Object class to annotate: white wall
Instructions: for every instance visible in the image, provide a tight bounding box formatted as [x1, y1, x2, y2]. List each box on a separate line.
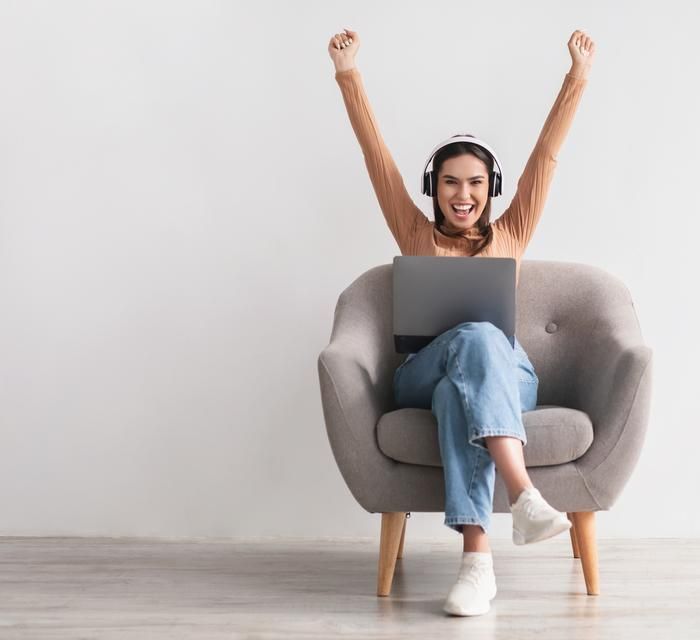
[0, 0, 697, 540]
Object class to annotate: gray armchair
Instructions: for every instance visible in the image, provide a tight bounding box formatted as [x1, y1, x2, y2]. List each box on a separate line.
[317, 260, 653, 597]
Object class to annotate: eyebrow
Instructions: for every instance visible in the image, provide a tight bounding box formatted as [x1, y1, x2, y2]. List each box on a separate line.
[442, 174, 487, 180]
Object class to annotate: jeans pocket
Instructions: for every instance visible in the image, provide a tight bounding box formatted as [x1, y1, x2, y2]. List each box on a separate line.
[517, 358, 538, 384]
[513, 343, 538, 384]
[519, 376, 539, 412]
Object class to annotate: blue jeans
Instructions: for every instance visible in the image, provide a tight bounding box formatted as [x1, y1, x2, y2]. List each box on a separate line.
[392, 321, 539, 534]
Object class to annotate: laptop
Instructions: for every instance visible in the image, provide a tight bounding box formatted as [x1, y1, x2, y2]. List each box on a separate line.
[393, 255, 516, 353]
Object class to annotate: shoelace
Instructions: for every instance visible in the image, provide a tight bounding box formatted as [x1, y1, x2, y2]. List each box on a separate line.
[521, 498, 540, 519]
[518, 492, 549, 520]
[457, 563, 493, 587]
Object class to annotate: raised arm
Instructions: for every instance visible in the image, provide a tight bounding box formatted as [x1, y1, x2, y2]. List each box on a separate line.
[328, 29, 430, 254]
[493, 30, 596, 254]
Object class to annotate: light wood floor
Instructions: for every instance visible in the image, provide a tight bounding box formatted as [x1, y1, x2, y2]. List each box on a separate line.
[1, 537, 698, 639]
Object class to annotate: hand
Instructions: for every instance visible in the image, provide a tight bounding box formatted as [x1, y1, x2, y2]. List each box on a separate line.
[328, 28, 360, 73]
[567, 30, 596, 78]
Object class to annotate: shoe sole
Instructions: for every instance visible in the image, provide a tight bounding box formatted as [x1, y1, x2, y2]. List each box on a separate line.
[443, 584, 497, 616]
[513, 516, 572, 545]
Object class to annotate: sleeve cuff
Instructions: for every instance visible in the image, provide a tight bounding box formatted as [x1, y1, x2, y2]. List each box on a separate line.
[335, 68, 358, 80]
[565, 71, 589, 83]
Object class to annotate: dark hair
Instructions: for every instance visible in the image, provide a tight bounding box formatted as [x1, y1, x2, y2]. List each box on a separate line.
[432, 142, 495, 255]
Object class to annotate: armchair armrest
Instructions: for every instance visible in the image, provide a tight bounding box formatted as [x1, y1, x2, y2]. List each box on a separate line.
[317, 283, 402, 509]
[572, 305, 654, 509]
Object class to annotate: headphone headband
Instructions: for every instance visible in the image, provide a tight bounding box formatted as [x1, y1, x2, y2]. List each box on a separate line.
[421, 133, 503, 198]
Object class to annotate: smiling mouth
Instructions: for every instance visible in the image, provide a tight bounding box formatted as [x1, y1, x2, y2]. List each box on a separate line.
[452, 204, 475, 218]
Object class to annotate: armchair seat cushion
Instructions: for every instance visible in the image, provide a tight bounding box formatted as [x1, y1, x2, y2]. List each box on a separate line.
[376, 405, 594, 468]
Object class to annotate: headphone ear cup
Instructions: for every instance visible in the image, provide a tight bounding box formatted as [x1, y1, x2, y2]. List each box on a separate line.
[422, 171, 431, 196]
[424, 171, 437, 197]
[490, 170, 501, 197]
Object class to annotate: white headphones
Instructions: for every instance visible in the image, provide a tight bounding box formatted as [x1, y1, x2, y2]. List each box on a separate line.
[421, 134, 503, 198]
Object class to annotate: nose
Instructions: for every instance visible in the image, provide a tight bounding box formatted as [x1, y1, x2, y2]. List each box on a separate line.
[459, 183, 473, 199]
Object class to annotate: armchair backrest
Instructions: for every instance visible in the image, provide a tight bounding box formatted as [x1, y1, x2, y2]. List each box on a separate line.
[328, 260, 643, 410]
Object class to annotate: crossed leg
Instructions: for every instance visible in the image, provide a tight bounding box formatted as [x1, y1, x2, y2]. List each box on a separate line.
[462, 436, 534, 552]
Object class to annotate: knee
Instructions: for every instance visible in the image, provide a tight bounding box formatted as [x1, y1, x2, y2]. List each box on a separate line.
[449, 321, 501, 349]
[453, 320, 499, 334]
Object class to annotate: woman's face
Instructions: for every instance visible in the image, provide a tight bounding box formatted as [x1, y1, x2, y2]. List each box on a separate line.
[436, 153, 490, 233]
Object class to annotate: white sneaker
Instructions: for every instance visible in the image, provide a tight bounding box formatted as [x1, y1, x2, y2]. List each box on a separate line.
[510, 487, 572, 545]
[443, 554, 497, 616]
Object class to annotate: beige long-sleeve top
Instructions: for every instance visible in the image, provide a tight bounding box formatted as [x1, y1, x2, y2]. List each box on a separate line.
[335, 68, 588, 287]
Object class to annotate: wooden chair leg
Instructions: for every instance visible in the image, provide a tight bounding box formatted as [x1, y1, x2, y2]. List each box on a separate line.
[567, 512, 580, 558]
[396, 515, 407, 560]
[570, 511, 599, 595]
[377, 512, 406, 597]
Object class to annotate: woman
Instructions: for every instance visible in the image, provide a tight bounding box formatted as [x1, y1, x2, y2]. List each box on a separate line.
[328, 28, 595, 616]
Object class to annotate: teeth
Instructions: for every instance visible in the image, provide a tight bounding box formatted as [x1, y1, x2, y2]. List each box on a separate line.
[453, 205, 473, 213]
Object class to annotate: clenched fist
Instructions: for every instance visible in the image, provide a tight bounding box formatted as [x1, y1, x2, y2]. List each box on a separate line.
[568, 30, 596, 78]
[328, 28, 360, 73]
